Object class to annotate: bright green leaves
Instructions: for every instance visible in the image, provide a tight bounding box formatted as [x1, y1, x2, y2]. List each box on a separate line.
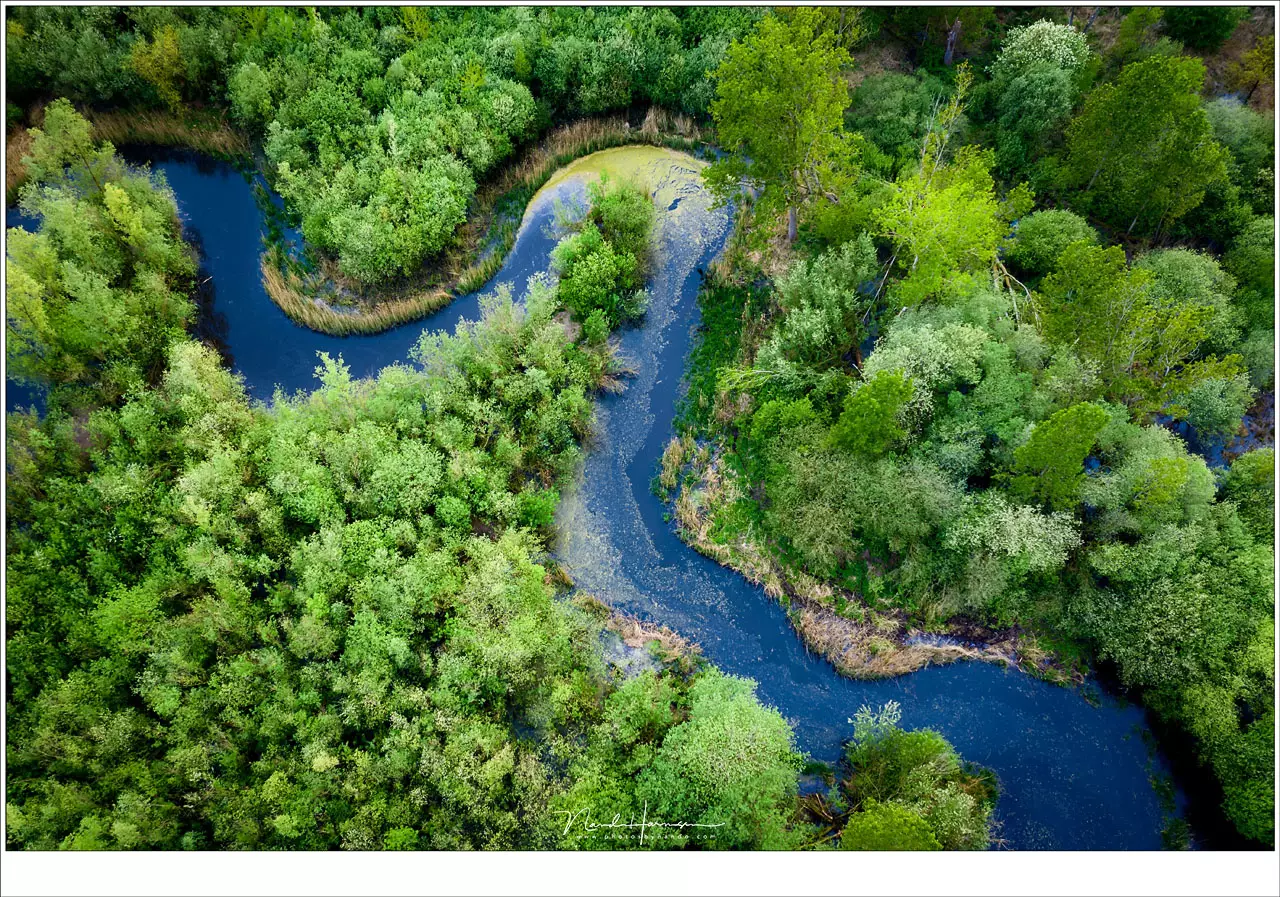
[705, 8, 853, 240]
[876, 146, 1030, 305]
[839, 703, 995, 850]
[634, 672, 802, 849]
[551, 176, 653, 327]
[1007, 401, 1108, 511]
[831, 370, 913, 459]
[1036, 242, 1244, 415]
[841, 800, 941, 850]
[7, 102, 195, 404]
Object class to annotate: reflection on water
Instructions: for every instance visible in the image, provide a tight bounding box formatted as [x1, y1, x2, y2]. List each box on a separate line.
[4, 147, 1185, 849]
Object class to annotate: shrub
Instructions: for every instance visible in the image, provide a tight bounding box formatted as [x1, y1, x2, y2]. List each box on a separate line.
[1005, 209, 1097, 275]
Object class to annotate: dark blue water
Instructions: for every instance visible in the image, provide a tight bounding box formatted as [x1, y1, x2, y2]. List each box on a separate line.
[5, 151, 1187, 850]
[129, 149, 568, 402]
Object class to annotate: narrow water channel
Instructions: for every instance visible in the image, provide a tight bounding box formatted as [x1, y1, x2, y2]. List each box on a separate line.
[5, 147, 1187, 849]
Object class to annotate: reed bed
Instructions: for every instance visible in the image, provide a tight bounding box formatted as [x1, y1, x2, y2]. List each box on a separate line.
[264, 108, 706, 336]
[261, 249, 454, 336]
[89, 108, 251, 159]
[6, 125, 33, 204]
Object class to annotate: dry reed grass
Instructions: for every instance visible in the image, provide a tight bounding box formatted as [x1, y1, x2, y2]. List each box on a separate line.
[6, 125, 33, 204]
[89, 108, 251, 158]
[261, 250, 455, 336]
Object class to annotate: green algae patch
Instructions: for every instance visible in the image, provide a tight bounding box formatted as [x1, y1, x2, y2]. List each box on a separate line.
[528, 144, 705, 217]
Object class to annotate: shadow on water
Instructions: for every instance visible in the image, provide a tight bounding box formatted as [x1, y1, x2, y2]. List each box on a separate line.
[4, 148, 1199, 850]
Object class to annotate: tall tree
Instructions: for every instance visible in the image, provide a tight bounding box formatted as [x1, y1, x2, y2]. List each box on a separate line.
[1063, 55, 1228, 236]
[1007, 401, 1109, 511]
[705, 10, 855, 242]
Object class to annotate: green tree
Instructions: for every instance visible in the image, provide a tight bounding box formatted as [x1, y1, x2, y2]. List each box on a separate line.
[1161, 6, 1246, 51]
[1063, 55, 1229, 236]
[1036, 243, 1239, 411]
[7, 101, 194, 403]
[705, 10, 853, 242]
[1007, 402, 1109, 511]
[635, 672, 802, 849]
[831, 370, 914, 458]
[1005, 209, 1096, 275]
[128, 25, 186, 112]
[1230, 34, 1275, 102]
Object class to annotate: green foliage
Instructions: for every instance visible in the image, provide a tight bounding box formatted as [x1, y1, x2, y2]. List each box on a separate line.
[550, 176, 654, 326]
[1036, 243, 1242, 413]
[838, 703, 994, 851]
[1205, 98, 1275, 216]
[994, 62, 1076, 175]
[547, 176, 650, 327]
[1172, 374, 1254, 438]
[845, 71, 948, 176]
[831, 371, 914, 458]
[1222, 449, 1275, 544]
[1004, 209, 1096, 276]
[6, 101, 195, 406]
[841, 801, 940, 850]
[1160, 6, 1246, 51]
[989, 20, 1091, 86]
[634, 672, 803, 848]
[1225, 216, 1275, 335]
[684, 9, 1274, 846]
[1133, 248, 1241, 355]
[1063, 55, 1228, 237]
[1008, 402, 1108, 511]
[705, 9, 853, 239]
[878, 132, 1032, 304]
[754, 235, 878, 390]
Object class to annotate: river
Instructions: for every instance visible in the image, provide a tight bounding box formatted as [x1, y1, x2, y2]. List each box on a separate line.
[5, 146, 1192, 849]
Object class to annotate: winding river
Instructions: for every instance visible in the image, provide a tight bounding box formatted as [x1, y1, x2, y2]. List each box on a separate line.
[6, 146, 1193, 849]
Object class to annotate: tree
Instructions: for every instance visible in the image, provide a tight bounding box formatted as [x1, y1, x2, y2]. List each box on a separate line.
[1036, 243, 1239, 411]
[1063, 55, 1229, 236]
[989, 19, 1091, 86]
[1223, 448, 1275, 543]
[1007, 402, 1109, 511]
[635, 672, 802, 848]
[831, 370, 914, 458]
[1161, 6, 1246, 51]
[706, 10, 853, 242]
[7, 101, 194, 402]
[994, 61, 1076, 173]
[1230, 34, 1275, 103]
[876, 142, 1032, 305]
[1005, 209, 1097, 275]
[752, 234, 878, 386]
[128, 24, 186, 112]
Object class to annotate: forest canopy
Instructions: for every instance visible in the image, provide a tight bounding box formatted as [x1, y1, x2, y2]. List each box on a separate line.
[4, 4, 1276, 852]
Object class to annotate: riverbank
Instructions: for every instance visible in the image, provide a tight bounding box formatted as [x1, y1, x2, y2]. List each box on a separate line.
[661, 434, 1085, 687]
[6, 105, 250, 204]
[260, 108, 708, 336]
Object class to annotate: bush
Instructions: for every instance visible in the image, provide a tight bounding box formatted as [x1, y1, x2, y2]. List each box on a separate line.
[841, 801, 941, 850]
[1004, 209, 1097, 275]
[1173, 373, 1254, 437]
